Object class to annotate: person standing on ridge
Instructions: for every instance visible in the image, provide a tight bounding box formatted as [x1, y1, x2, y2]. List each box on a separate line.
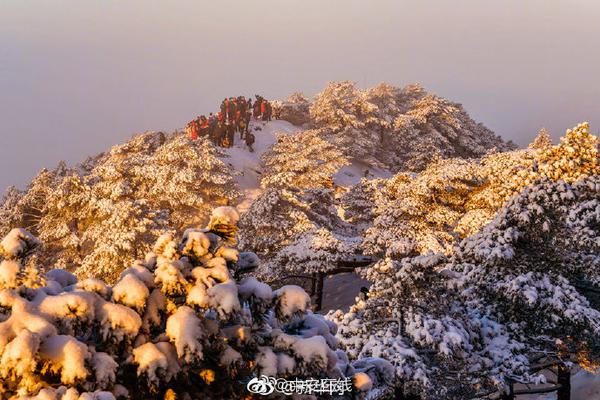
[214, 120, 225, 146]
[207, 112, 216, 140]
[235, 109, 242, 133]
[260, 99, 266, 120]
[253, 97, 261, 119]
[245, 130, 255, 152]
[238, 118, 247, 140]
[228, 98, 235, 123]
[220, 99, 227, 120]
[244, 107, 252, 134]
[187, 118, 199, 140]
[199, 115, 209, 137]
[223, 121, 235, 147]
[264, 101, 272, 122]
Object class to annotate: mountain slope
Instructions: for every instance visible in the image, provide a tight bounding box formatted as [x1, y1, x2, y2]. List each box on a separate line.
[0, 81, 518, 283]
[219, 120, 301, 212]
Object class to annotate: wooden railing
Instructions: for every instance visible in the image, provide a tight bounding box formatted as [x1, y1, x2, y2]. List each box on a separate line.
[502, 360, 571, 400]
[471, 358, 573, 400]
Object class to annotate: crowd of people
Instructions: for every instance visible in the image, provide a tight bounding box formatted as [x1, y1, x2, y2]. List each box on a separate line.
[186, 95, 273, 152]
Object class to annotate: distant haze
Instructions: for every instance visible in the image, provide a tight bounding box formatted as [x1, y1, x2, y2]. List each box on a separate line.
[1, 0, 599, 192]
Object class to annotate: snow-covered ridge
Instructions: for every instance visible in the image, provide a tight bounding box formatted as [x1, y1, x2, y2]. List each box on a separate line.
[0, 81, 514, 283]
[218, 119, 390, 212]
[219, 120, 301, 212]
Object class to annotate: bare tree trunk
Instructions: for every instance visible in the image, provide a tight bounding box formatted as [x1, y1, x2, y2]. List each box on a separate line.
[310, 272, 317, 296]
[557, 363, 571, 400]
[501, 380, 514, 400]
[315, 272, 324, 311]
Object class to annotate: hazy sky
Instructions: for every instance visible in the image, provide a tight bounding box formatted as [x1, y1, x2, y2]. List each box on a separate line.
[1, 0, 599, 192]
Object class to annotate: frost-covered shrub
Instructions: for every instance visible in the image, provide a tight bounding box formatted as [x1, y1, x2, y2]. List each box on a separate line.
[0, 207, 386, 399]
[238, 187, 344, 259]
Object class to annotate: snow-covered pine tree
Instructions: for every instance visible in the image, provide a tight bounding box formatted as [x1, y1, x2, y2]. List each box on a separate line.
[89, 133, 239, 229]
[535, 121, 598, 182]
[34, 174, 95, 270]
[340, 177, 385, 228]
[311, 81, 380, 133]
[0, 207, 392, 399]
[308, 81, 514, 172]
[449, 176, 600, 366]
[141, 135, 239, 227]
[470, 148, 536, 210]
[331, 175, 600, 399]
[364, 83, 403, 129]
[260, 129, 349, 190]
[0, 132, 240, 282]
[33, 174, 167, 282]
[395, 83, 428, 105]
[474, 122, 599, 210]
[265, 228, 356, 281]
[310, 81, 384, 166]
[329, 254, 533, 399]
[0, 163, 71, 238]
[74, 199, 167, 282]
[85, 130, 168, 201]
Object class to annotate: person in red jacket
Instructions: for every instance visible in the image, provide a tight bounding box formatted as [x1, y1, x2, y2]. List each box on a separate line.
[260, 100, 266, 118]
[264, 101, 272, 122]
[199, 115, 209, 137]
[187, 119, 199, 140]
